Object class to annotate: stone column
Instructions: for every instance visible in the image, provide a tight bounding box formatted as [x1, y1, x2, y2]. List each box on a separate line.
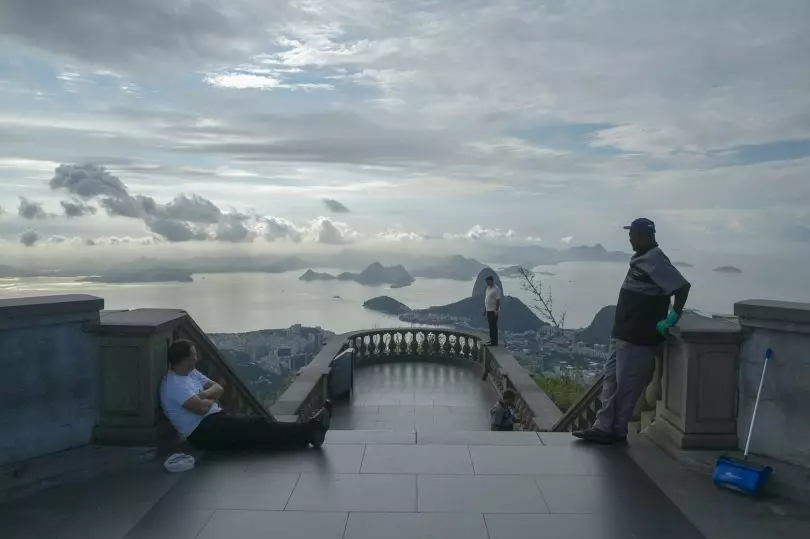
[93, 309, 187, 445]
[648, 313, 742, 450]
[734, 300, 810, 468]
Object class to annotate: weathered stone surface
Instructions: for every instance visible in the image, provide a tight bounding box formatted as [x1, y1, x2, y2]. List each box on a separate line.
[735, 299, 810, 468]
[0, 295, 104, 465]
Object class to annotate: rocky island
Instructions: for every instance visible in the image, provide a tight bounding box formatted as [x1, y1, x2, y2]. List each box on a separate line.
[713, 265, 743, 274]
[299, 269, 336, 281]
[299, 262, 415, 288]
[362, 296, 412, 315]
[674, 261, 694, 268]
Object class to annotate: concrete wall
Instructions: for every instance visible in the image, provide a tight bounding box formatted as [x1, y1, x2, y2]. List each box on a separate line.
[0, 295, 104, 466]
[735, 300, 810, 468]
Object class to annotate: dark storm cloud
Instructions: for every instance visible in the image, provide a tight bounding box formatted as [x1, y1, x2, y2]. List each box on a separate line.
[0, 0, 257, 68]
[20, 229, 40, 246]
[50, 163, 130, 199]
[324, 199, 350, 213]
[18, 197, 47, 220]
[61, 199, 97, 218]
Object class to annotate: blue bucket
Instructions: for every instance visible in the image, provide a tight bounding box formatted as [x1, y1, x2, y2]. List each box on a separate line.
[712, 456, 772, 496]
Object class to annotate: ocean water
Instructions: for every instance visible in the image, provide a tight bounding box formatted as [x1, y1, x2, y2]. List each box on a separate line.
[2, 258, 808, 334]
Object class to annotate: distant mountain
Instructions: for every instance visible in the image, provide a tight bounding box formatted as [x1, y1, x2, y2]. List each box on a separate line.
[266, 256, 308, 273]
[487, 243, 629, 267]
[363, 296, 412, 315]
[471, 267, 505, 298]
[403, 295, 545, 333]
[410, 255, 485, 281]
[577, 305, 616, 346]
[714, 266, 742, 274]
[80, 268, 193, 284]
[299, 269, 336, 281]
[301, 262, 415, 287]
[674, 261, 693, 268]
[499, 266, 524, 278]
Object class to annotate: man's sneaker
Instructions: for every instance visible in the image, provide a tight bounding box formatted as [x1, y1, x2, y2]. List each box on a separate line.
[572, 427, 614, 444]
[309, 427, 326, 449]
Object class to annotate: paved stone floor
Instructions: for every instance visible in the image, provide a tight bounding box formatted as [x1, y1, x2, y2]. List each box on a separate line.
[2, 363, 809, 538]
[331, 363, 496, 431]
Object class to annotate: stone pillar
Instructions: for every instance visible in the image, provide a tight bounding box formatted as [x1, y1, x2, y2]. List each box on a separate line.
[93, 309, 187, 445]
[734, 300, 810, 468]
[648, 313, 742, 450]
[0, 295, 104, 465]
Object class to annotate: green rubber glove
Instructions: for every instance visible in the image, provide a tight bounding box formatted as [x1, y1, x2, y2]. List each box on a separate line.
[656, 308, 680, 336]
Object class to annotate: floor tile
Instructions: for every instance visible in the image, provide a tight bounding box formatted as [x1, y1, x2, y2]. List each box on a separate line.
[417, 430, 542, 446]
[0, 505, 71, 539]
[166, 471, 300, 510]
[417, 475, 548, 513]
[469, 445, 592, 475]
[286, 473, 417, 512]
[243, 445, 365, 474]
[124, 507, 214, 539]
[538, 433, 581, 446]
[534, 475, 641, 514]
[484, 513, 629, 539]
[326, 430, 415, 444]
[344, 512, 489, 539]
[55, 500, 154, 539]
[361, 444, 473, 475]
[197, 510, 348, 539]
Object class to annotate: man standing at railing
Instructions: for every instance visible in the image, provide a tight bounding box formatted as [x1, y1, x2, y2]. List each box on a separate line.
[160, 339, 332, 450]
[484, 275, 502, 346]
[574, 218, 690, 444]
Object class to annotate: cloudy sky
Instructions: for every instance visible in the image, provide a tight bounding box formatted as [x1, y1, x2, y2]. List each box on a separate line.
[1, 0, 809, 256]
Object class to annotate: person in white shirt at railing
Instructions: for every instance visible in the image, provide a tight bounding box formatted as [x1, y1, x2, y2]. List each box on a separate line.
[160, 339, 332, 450]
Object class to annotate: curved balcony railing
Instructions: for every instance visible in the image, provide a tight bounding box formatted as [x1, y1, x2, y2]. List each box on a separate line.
[348, 328, 485, 366]
[272, 327, 563, 430]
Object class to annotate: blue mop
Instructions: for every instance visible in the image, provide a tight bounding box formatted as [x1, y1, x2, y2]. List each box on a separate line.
[712, 348, 774, 496]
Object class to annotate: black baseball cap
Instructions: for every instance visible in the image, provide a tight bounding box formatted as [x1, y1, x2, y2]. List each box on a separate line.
[623, 218, 656, 235]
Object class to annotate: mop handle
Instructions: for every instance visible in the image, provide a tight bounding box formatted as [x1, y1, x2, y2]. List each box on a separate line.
[744, 348, 773, 458]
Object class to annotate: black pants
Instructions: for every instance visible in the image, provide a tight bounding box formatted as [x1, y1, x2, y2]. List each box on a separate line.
[487, 311, 499, 345]
[187, 412, 316, 451]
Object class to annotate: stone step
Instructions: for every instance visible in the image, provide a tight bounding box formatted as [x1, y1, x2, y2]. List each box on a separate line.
[326, 429, 544, 446]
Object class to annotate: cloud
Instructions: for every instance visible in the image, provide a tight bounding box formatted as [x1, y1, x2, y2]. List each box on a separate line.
[61, 199, 97, 218]
[560, 236, 574, 245]
[444, 225, 517, 241]
[164, 194, 222, 223]
[20, 229, 40, 246]
[18, 197, 47, 220]
[50, 163, 130, 199]
[214, 215, 254, 243]
[145, 219, 207, 243]
[0, 205, 4, 216]
[312, 217, 349, 244]
[323, 198, 350, 213]
[258, 216, 304, 242]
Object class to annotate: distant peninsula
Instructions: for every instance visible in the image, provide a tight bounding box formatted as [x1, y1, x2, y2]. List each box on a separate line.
[300, 262, 415, 288]
[80, 269, 193, 284]
[363, 296, 412, 315]
[713, 265, 742, 274]
[500, 265, 555, 278]
[674, 261, 693, 268]
[363, 294, 545, 333]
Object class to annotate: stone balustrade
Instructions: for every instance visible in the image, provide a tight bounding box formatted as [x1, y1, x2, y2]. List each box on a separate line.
[273, 327, 562, 430]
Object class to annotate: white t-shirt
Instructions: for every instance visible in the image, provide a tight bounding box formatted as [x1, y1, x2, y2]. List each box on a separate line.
[485, 285, 502, 312]
[160, 369, 222, 437]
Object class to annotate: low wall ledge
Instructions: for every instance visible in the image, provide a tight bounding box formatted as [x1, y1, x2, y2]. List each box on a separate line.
[734, 299, 810, 326]
[0, 294, 104, 319]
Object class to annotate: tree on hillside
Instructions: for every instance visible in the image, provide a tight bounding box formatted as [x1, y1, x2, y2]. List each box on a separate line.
[515, 266, 566, 335]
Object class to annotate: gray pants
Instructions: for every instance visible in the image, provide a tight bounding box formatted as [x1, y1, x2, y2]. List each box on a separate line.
[593, 339, 656, 437]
